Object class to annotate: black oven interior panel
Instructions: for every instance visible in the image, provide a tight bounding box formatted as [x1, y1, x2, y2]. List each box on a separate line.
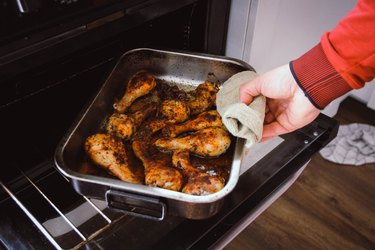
[1, 56, 116, 186]
[0, 0, 226, 82]
[0, 0, 152, 50]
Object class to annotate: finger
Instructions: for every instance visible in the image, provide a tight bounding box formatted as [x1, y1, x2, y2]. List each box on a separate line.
[262, 121, 289, 139]
[260, 136, 276, 142]
[239, 77, 262, 104]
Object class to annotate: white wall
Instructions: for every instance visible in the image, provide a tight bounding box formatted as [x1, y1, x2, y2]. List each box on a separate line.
[226, 0, 375, 116]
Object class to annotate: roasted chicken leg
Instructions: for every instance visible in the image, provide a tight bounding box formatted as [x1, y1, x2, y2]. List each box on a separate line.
[162, 110, 224, 137]
[106, 103, 157, 140]
[187, 81, 219, 115]
[113, 71, 157, 113]
[85, 134, 143, 183]
[159, 99, 190, 122]
[134, 99, 190, 139]
[155, 127, 231, 157]
[172, 150, 224, 195]
[132, 140, 183, 191]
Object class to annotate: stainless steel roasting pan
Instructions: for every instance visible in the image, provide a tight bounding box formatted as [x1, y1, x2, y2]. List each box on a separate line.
[54, 48, 255, 220]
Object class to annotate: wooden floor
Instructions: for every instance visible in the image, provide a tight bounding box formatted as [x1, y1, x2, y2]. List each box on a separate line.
[224, 97, 375, 250]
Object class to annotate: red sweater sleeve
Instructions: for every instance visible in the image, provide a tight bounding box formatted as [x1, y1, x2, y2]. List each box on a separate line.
[290, 0, 375, 109]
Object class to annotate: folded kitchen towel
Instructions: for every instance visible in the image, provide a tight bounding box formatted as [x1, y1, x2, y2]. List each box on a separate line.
[216, 71, 266, 147]
[320, 123, 375, 166]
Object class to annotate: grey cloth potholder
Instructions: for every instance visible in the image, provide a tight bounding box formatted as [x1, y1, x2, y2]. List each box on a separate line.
[216, 71, 266, 148]
[320, 123, 375, 166]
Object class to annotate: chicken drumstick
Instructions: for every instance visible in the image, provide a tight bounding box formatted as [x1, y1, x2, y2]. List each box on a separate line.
[106, 102, 157, 140]
[155, 127, 231, 157]
[172, 150, 224, 195]
[132, 139, 183, 191]
[187, 81, 219, 115]
[85, 134, 143, 183]
[113, 71, 156, 113]
[162, 110, 224, 137]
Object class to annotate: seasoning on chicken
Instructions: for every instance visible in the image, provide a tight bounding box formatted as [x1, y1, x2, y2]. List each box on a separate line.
[155, 127, 231, 157]
[172, 150, 224, 195]
[127, 91, 160, 114]
[106, 102, 157, 140]
[159, 99, 190, 122]
[162, 110, 224, 137]
[134, 100, 190, 139]
[132, 139, 183, 191]
[113, 71, 157, 113]
[187, 81, 219, 115]
[85, 134, 143, 183]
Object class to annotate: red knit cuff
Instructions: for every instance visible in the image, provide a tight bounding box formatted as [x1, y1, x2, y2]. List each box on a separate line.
[290, 44, 352, 109]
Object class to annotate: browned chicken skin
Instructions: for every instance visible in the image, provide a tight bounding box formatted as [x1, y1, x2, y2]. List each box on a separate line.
[172, 150, 224, 195]
[187, 81, 219, 115]
[106, 103, 157, 140]
[133, 100, 190, 139]
[85, 134, 143, 183]
[133, 119, 166, 140]
[132, 140, 183, 191]
[155, 127, 231, 157]
[162, 110, 224, 137]
[159, 99, 190, 122]
[113, 71, 157, 113]
[127, 91, 160, 114]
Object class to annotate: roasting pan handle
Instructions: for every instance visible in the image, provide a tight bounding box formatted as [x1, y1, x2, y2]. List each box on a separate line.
[105, 190, 167, 221]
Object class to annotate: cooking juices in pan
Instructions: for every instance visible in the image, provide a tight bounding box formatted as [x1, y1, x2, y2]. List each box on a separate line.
[81, 70, 235, 196]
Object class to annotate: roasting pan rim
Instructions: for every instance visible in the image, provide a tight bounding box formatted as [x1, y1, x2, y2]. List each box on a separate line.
[54, 47, 253, 211]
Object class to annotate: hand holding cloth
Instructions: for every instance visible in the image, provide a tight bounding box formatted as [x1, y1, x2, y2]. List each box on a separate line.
[216, 71, 266, 147]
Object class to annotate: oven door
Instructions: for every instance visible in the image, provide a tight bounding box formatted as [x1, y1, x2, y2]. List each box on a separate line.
[0, 0, 338, 249]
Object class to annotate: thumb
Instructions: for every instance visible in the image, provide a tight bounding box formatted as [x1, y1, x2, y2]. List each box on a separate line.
[239, 76, 263, 104]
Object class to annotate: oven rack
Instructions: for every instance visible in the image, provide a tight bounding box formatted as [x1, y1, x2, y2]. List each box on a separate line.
[0, 162, 127, 250]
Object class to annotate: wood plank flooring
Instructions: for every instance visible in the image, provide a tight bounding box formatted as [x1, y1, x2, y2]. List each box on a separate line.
[224, 97, 375, 250]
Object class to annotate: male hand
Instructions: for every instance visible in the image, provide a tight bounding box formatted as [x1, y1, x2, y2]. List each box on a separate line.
[239, 64, 321, 141]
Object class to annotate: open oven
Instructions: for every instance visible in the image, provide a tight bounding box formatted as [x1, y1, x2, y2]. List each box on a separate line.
[0, 0, 338, 249]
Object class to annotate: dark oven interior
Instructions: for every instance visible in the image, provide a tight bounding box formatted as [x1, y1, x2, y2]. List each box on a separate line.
[0, 0, 228, 177]
[1, 0, 230, 184]
[0, 0, 338, 249]
[1, 0, 233, 249]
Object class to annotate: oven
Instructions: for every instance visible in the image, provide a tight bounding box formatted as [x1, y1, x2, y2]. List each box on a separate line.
[0, 0, 338, 249]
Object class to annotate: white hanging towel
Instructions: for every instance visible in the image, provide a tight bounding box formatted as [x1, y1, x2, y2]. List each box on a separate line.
[320, 123, 375, 166]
